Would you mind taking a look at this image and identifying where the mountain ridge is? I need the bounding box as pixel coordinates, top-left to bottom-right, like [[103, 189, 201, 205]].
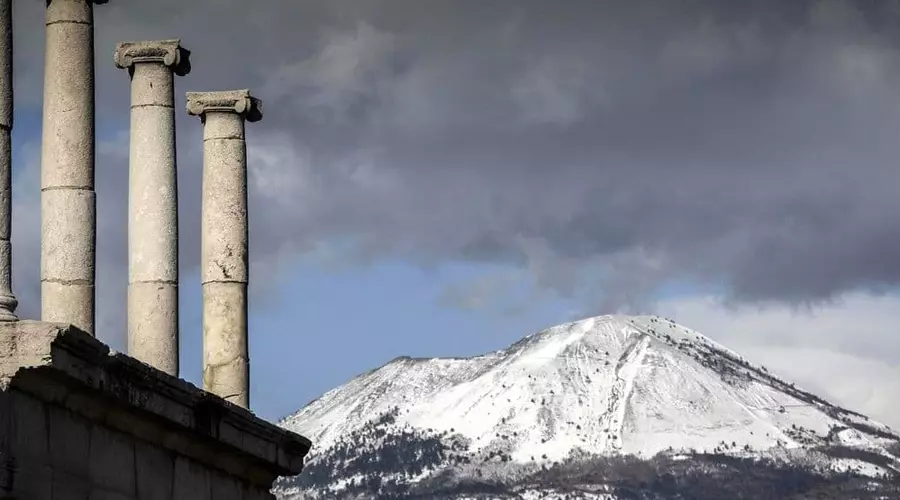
[[276, 314, 900, 499]]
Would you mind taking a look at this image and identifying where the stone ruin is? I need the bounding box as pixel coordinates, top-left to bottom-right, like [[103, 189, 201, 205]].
[[0, 1, 311, 498]]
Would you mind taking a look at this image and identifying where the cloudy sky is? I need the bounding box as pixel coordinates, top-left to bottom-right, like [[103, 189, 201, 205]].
[[9, 0, 900, 427]]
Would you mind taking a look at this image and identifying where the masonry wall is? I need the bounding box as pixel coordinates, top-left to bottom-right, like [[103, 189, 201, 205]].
[[3, 389, 275, 500], [0, 322, 310, 500]]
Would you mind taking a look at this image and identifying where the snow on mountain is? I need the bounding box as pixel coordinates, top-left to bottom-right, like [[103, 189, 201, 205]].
[[277, 314, 900, 498]]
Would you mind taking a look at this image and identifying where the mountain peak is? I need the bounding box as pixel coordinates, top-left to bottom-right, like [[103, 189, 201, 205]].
[[279, 314, 900, 498]]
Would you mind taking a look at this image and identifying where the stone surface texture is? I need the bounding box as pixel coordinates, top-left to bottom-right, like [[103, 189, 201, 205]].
[[0, 321, 310, 499], [0, 0, 16, 321], [114, 39, 191, 377], [41, 0, 104, 335], [186, 90, 262, 409]]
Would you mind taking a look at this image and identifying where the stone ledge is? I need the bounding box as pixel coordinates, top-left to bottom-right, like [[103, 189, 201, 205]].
[[0, 321, 311, 486]]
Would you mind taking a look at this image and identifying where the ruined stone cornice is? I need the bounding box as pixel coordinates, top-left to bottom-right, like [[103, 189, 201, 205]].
[[186, 89, 263, 122], [0, 321, 311, 483], [114, 39, 191, 76]]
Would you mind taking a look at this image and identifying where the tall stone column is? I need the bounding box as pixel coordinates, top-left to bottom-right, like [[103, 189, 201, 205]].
[[114, 40, 190, 376], [41, 0, 107, 335], [0, 0, 17, 322], [186, 90, 262, 408]]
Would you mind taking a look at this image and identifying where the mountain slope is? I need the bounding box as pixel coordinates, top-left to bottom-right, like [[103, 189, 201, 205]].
[[276, 315, 900, 499]]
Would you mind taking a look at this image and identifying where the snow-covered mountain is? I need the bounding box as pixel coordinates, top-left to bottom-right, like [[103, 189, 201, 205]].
[[276, 315, 900, 499]]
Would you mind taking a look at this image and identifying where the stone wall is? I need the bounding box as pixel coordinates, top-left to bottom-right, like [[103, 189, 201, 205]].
[[2, 390, 277, 499], [0, 322, 311, 499]]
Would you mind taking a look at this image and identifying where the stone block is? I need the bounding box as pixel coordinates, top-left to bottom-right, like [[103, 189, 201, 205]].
[[51, 469, 90, 500], [241, 430, 275, 461], [210, 470, 243, 500], [217, 420, 243, 449], [0, 391, 11, 453], [11, 460, 52, 500], [12, 391, 49, 462], [40, 281, 95, 335], [127, 282, 178, 376], [88, 425, 135, 494], [243, 484, 276, 500], [134, 441, 173, 500], [40, 189, 95, 281], [48, 406, 90, 477], [172, 456, 209, 500], [88, 488, 134, 500]]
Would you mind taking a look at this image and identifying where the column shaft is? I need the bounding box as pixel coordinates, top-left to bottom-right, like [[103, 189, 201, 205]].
[[202, 112, 249, 407], [0, 0, 16, 321], [115, 40, 190, 377], [187, 90, 262, 409], [129, 64, 178, 374], [41, 0, 100, 334]]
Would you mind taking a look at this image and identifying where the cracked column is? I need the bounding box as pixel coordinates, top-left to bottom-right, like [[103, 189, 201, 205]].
[[41, 0, 107, 335], [114, 40, 190, 376], [0, 0, 17, 321], [186, 90, 262, 408]]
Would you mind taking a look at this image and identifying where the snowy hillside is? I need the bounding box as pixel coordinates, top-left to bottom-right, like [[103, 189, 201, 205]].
[[276, 315, 900, 499]]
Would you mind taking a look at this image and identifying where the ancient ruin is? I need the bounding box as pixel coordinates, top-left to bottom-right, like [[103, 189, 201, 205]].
[[114, 39, 189, 378], [0, 1, 310, 498], [187, 89, 261, 409], [40, 0, 101, 336]]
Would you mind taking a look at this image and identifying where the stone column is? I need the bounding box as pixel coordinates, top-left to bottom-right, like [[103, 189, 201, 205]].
[[0, 0, 17, 321], [41, 0, 107, 335], [186, 90, 262, 408], [114, 40, 190, 376]]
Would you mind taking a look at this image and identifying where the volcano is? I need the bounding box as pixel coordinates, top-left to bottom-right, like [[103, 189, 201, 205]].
[[276, 315, 900, 499]]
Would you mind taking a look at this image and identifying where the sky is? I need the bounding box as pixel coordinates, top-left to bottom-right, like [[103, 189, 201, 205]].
[[8, 0, 900, 428]]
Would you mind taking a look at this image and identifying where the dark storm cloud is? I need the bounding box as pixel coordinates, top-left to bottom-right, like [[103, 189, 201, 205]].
[[10, 0, 900, 335]]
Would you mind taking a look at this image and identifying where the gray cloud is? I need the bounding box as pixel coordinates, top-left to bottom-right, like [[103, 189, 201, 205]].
[[10, 0, 900, 340], [245, 0, 900, 311]]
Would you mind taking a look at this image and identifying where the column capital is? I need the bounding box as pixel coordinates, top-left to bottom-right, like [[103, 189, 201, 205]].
[[114, 39, 191, 76], [186, 90, 263, 122]]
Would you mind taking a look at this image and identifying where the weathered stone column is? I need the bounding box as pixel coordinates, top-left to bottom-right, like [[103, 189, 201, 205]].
[[114, 40, 190, 376], [41, 0, 107, 335], [0, 0, 17, 322], [186, 90, 262, 408]]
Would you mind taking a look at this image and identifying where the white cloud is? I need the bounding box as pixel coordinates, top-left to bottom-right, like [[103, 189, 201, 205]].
[[247, 132, 317, 209], [656, 291, 900, 429]]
